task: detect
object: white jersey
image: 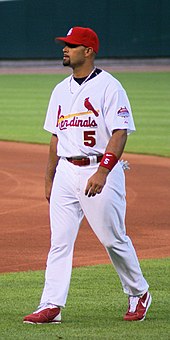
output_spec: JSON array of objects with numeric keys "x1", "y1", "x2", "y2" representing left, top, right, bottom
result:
[{"x1": 44, "y1": 69, "x2": 136, "y2": 157}]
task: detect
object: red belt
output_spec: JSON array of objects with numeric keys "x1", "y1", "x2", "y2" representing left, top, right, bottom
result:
[{"x1": 66, "y1": 155, "x2": 103, "y2": 166}]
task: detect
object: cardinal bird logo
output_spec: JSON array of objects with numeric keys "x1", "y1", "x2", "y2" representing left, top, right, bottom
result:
[{"x1": 84, "y1": 97, "x2": 99, "y2": 117}]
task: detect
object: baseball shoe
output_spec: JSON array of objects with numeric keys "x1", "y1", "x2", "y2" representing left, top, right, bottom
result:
[
  {"x1": 23, "y1": 306, "x2": 61, "y2": 324},
  {"x1": 123, "y1": 291, "x2": 152, "y2": 321}
]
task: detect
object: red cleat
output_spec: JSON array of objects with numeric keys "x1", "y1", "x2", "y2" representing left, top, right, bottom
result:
[
  {"x1": 23, "y1": 307, "x2": 61, "y2": 324},
  {"x1": 124, "y1": 291, "x2": 152, "y2": 321}
]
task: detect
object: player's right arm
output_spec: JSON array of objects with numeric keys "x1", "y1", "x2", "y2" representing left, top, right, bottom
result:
[{"x1": 45, "y1": 134, "x2": 59, "y2": 203}]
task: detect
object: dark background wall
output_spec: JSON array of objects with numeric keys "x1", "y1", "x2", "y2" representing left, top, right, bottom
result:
[{"x1": 0, "y1": 0, "x2": 169, "y2": 59}]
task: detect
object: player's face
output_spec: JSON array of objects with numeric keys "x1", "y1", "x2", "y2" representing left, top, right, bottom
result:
[{"x1": 62, "y1": 43, "x2": 87, "y2": 68}]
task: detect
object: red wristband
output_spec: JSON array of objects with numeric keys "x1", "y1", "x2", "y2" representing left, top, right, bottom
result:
[{"x1": 100, "y1": 152, "x2": 118, "y2": 171}]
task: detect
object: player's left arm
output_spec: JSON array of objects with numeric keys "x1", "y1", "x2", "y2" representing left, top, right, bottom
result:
[
  {"x1": 45, "y1": 134, "x2": 60, "y2": 202},
  {"x1": 85, "y1": 128, "x2": 127, "y2": 197}
]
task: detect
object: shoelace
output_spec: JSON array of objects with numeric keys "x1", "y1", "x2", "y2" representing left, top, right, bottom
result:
[{"x1": 129, "y1": 296, "x2": 139, "y2": 313}]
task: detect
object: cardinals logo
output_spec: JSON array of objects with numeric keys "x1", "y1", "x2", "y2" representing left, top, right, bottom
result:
[
  {"x1": 56, "y1": 103, "x2": 98, "y2": 130},
  {"x1": 84, "y1": 97, "x2": 99, "y2": 117}
]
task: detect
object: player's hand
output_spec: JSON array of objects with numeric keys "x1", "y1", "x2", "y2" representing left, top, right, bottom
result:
[
  {"x1": 45, "y1": 177, "x2": 53, "y2": 203},
  {"x1": 85, "y1": 167, "x2": 109, "y2": 197}
]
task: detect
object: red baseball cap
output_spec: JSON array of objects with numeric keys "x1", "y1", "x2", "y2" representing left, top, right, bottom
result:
[{"x1": 56, "y1": 27, "x2": 99, "y2": 54}]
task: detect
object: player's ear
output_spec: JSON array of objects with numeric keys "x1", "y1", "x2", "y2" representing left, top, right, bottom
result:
[{"x1": 84, "y1": 47, "x2": 94, "y2": 57}]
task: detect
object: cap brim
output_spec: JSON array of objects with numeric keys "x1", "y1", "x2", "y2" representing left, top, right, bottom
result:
[{"x1": 55, "y1": 36, "x2": 82, "y2": 46}]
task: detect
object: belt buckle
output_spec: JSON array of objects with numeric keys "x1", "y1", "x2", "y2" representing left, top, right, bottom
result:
[{"x1": 89, "y1": 155, "x2": 97, "y2": 165}]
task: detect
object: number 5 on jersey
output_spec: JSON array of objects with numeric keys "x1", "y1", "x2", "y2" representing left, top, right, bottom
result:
[{"x1": 84, "y1": 131, "x2": 96, "y2": 147}]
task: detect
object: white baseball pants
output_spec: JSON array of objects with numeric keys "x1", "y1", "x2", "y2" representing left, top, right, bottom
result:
[{"x1": 39, "y1": 158, "x2": 149, "y2": 308}]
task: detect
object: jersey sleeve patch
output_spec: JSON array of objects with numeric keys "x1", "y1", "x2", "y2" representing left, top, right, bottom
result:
[{"x1": 117, "y1": 107, "x2": 130, "y2": 118}]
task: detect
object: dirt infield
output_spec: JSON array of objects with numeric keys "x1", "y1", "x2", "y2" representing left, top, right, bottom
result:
[
  {"x1": 0, "y1": 141, "x2": 170, "y2": 274},
  {"x1": 1, "y1": 58, "x2": 170, "y2": 74}
]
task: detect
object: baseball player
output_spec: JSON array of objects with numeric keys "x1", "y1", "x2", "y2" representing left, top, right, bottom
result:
[{"x1": 24, "y1": 27, "x2": 151, "y2": 324}]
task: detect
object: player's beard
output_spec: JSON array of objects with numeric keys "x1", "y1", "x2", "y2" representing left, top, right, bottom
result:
[{"x1": 63, "y1": 57, "x2": 70, "y2": 66}]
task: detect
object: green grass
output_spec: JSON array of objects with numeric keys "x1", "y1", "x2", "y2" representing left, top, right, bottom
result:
[
  {"x1": 1, "y1": 259, "x2": 170, "y2": 339},
  {"x1": 114, "y1": 72, "x2": 170, "y2": 156},
  {"x1": 0, "y1": 72, "x2": 170, "y2": 156},
  {"x1": 0, "y1": 74, "x2": 67, "y2": 145}
]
